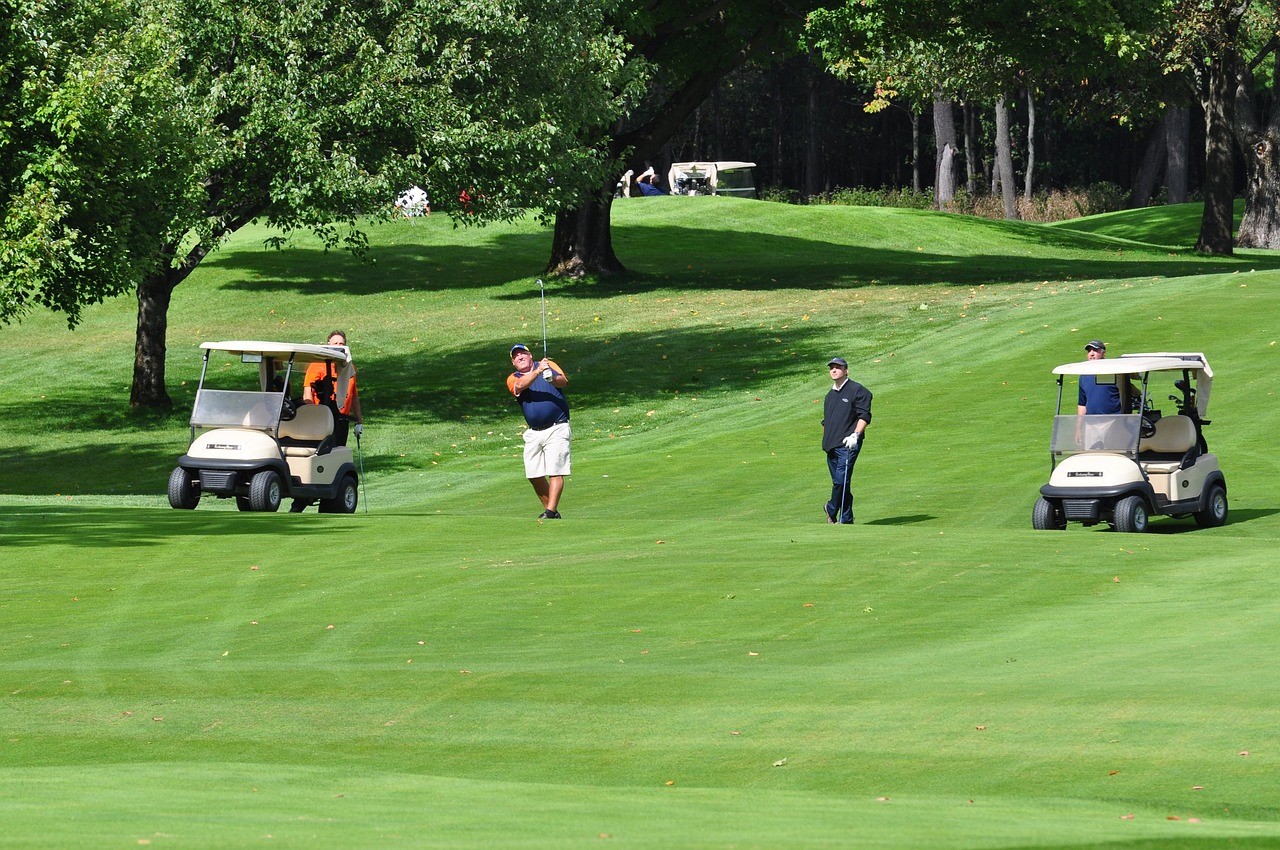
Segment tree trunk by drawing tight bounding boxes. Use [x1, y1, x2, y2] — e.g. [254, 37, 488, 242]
[1233, 44, 1280, 247]
[933, 96, 958, 208]
[962, 101, 978, 195]
[994, 97, 1020, 220]
[546, 185, 625, 277]
[131, 272, 179, 408]
[1196, 55, 1237, 254]
[1023, 85, 1036, 201]
[1166, 105, 1190, 204]
[1132, 113, 1169, 208]
[804, 70, 821, 200]
[910, 107, 922, 193]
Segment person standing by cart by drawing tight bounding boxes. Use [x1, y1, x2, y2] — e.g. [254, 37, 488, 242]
[507, 343, 571, 519]
[821, 357, 872, 525]
[303, 330, 362, 446]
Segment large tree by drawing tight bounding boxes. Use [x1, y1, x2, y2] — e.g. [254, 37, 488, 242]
[2, 0, 626, 406]
[544, 0, 832, 277]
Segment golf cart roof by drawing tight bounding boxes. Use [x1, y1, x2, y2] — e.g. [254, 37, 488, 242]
[1051, 352, 1210, 377]
[1054, 352, 1212, 416]
[199, 340, 352, 366]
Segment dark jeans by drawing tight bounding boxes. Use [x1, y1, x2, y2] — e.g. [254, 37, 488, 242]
[825, 444, 862, 524]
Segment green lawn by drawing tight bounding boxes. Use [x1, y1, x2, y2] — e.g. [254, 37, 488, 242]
[2, 198, 1279, 848]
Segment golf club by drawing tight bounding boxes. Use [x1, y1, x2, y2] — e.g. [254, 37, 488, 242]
[356, 428, 367, 513]
[538, 278, 548, 358]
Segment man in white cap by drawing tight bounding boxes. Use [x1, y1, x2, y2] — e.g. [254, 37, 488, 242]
[821, 357, 873, 524]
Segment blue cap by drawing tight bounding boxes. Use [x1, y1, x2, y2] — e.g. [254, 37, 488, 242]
[828, 357, 848, 368]
[510, 344, 531, 356]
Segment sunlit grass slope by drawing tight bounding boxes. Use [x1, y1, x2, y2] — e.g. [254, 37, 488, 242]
[2, 198, 1280, 848]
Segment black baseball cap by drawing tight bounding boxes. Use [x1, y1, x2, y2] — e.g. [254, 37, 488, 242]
[510, 344, 531, 356]
[828, 357, 848, 368]
[1084, 340, 1106, 352]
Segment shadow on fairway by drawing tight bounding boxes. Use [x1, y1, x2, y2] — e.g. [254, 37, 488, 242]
[356, 322, 830, 422]
[864, 514, 936, 526]
[200, 210, 1280, 301]
[0, 506, 322, 548]
[1220, 508, 1280, 525]
[0, 441, 181, 497]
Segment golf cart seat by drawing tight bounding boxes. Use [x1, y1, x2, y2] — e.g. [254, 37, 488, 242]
[277, 403, 334, 456]
[1138, 414, 1196, 473]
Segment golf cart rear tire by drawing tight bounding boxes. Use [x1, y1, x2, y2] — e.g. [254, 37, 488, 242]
[235, 496, 253, 512]
[167, 467, 200, 510]
[1032, 497, 1066, 530]
[1113, 495, 1149, 534]
[1194, 484, 1228, 528]
[319, 474, 359, 514]
[248, 470, 282, 512]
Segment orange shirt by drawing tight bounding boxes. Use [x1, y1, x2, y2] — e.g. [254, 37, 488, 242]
[304, 361, 358, 416]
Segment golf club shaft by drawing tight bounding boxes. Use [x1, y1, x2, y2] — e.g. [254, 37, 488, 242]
[356, 431, 367, 513]
[538, 279, 547, 358]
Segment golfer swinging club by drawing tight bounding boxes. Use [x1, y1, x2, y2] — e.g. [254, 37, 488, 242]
[821, 356, 872, 524]
[507, 343, 571, 519]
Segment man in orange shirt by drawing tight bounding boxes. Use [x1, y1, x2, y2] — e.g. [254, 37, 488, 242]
[303, 330, 362, 447]
[506, 343, 570, 519]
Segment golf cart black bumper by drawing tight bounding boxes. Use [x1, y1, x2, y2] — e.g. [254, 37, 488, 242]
[1040, 482, 1155, 523]
[177, 456, 290, 496]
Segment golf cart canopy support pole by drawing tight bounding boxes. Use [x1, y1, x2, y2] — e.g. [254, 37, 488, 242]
[1052, 376, 1064, 473]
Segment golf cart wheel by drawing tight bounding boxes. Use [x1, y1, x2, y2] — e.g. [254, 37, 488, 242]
[319, 474, 359, 514]
[235, 496, 253, 512]
[248, 470, 282, 512]
[167, 467, 200, 510]
[1194, 484, 1228, 528]
[1113, 495, 1149, 534]
[1032, 497, 1066, 530]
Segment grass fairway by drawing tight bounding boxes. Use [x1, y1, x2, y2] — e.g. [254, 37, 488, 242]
[3, 199, 1280, 848]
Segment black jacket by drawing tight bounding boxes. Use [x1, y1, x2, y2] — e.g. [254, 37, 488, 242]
[822, 379, 873, 451]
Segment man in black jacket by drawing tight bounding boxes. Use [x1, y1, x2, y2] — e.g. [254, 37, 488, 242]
[821, 357, 873, 524]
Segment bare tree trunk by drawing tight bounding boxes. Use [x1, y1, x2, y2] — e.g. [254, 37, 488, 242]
[1132, 113, 1169, 208]
[933, 96, 958, 207]
[994, 97, 1020, 220]
[547, 184, 625, 276]
[1234, 47, 1280, 248]
[1196, 54, 1237, 253]
[131, 274, 178, 408]
[804, 70, 821, 200]
[1166, 105, 1190, 204]
[962, 101, 977, 194]
[1023, 84, 1036, 201]
[910, 107, 922, 193]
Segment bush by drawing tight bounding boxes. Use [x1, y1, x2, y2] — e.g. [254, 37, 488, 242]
[812, 187, 935, 209]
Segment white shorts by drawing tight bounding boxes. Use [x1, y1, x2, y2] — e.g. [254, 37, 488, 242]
[523, 422, 571, 478]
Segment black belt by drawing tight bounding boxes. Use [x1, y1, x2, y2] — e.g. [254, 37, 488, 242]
[530, 420, 568, 432]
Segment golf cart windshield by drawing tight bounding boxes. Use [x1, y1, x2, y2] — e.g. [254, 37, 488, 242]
[1050, 414, 1141, 455]
[191, 390, 286, 430]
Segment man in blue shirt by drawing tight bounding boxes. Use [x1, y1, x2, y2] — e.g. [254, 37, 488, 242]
[1077, 339, 1122, 414]
[507, 344, 571, 519]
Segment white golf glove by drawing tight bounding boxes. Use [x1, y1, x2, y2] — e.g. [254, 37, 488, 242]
[842, 433, 859, 449]
[354, 423, 363, 437]
[541, 367, 555, 381]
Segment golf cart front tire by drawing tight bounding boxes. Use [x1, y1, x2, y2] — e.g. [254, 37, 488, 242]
[1032, 497, 1066, 530]
[249, 470, 283, 512]
[1113, 495, 1149, 533]
[319, 474, 359, 514]
[167, 467, 200, 510]
[1194, 483, 1228, 528]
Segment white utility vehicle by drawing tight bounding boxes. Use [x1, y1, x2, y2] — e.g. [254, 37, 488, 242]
[1034, 352, 1227, 533]
[167, 341, 359, 513]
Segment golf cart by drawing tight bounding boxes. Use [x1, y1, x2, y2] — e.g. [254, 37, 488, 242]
[666, 161, 758, 198]
[167, 341, 360, 513]
[1033, 352, 1227, 533]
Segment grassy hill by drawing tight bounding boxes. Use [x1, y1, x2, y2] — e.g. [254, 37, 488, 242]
[2, 199, 1280, 848]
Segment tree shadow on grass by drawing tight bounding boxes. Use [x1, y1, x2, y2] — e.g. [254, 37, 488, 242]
[199, 215, 1280, 301]
[864, 514, 936, 526]
[0, 505, 327, 548]
[356, 322, 831, 423]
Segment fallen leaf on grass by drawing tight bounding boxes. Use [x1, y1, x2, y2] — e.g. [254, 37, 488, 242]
[1240, 751, 1251, 756]
[1120, 813, 1134, 820]
[459, 669, 472, 675]
[976, 726, 987, 731]
[772, 758, 787, 767]
[664, 780, 675, 786]
[748, 652, 759, 657]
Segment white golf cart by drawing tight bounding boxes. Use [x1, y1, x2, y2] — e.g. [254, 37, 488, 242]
[1033, 352, 1227, 533]
[666, 161, 758, 198]
[167, 341, 360, 513]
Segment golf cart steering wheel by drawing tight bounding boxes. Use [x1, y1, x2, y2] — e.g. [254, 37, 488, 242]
[280, 395, 298, 421]
[1139, 412, 1157, 439]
